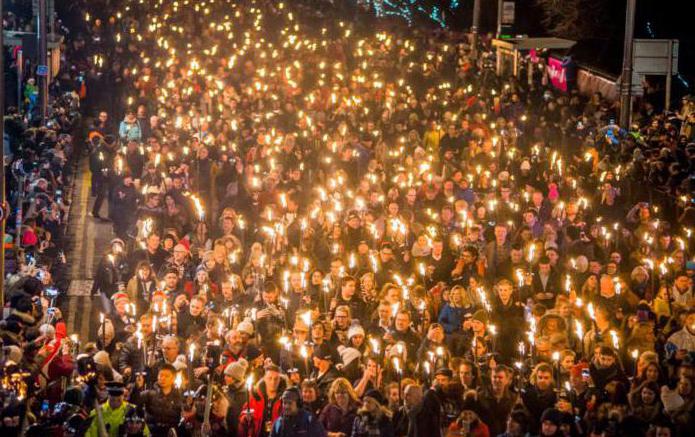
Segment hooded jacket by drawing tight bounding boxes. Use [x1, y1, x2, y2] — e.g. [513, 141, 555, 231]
[270, 409, 326, 437]
[238, 379, 286, 437]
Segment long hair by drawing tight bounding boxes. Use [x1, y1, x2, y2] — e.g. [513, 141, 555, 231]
[358, 395, 393, 419]
[327, 377, 360, 406]
[378, 282, 398, 301]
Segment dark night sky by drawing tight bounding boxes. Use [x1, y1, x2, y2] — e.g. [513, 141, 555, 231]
[439, 0, 693, 93]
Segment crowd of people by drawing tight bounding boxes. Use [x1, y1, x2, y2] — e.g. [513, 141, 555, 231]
[2, 0, 83, 358]
[3, 0, 695, 436]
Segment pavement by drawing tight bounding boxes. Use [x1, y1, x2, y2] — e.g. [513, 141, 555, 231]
[60, 158, 114, 342]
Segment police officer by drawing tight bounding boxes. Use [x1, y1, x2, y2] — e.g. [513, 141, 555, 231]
[90, 135, 116, 219]
[86, 381, 149, 437]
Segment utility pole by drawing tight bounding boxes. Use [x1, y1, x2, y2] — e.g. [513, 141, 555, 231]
[38, 0, 49, 123]
[1, 0, 6, 308]
[471, 0, 481, 58]
[619, 0, 637, 128]
[16, 50, 22, 111]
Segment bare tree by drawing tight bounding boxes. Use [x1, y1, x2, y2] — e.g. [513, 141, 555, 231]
[535, 0, 612, 40]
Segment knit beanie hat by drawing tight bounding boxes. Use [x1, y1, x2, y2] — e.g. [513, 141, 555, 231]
[225, 358, 249, 381]
[338, 346, 361, 367]
[237, 319, 255, 336]
[364, 388, 387, 406]
[347, 323, 365, 340]
[5, 345, 23, 363]
[661, 386, 685, 412]
[93, 350, 112, 368]
[472, 309, 488, 325]
[541, 408, 562, 426]
[173, 356, 188, 371]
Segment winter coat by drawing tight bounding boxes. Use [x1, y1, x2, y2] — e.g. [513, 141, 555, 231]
[438, 304, 467, 334]
[520, 385, 556, 434]
[238, 380, 285, 437]
[420, 387, 446, 436]
[445, 418, 489, 437]
[226, 383, 247, 436]
[119, 119, 142, 142]
[270, 409, 326, 437]
[351, 410, 394, 437]
[319, 403, 358, 436]
[489, 297, 525, 364]
[313, 366, 343, 399]
[130, 386, 183, 434]
[473, 388, 518, 437]
[118, 333, 152, 374]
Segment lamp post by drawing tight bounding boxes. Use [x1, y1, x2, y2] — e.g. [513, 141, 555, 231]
[37, 0, 49, 122]
[619, 0, 637, 128]
[471, 0, 481, 58]
[0, 0, 6, 310]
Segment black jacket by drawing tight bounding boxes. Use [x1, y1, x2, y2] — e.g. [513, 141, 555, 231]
[419, 387, 445, 436]
[177, 310, 207, 338]
[490, 297, 525, 364]
[474, 388, 519, 437]
[118, 333, 153, 374]
[520, 385, 557, 434]
[132, 386, 184, 433]
[225, 382, 248, 436]
[312, 366, 342, 399]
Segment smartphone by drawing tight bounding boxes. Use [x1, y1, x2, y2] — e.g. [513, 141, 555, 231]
[581, 368, 590, 381]
[41, 400, 50, 417]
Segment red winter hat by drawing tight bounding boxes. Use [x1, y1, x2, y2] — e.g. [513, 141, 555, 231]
[570, 362, 589, 378]
[111, 292, 130, 303]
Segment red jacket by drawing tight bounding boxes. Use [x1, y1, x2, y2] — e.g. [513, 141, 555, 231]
[216, 348, 246, 374]
[40, 321, 68, 380]
[238, 380, 284, 437]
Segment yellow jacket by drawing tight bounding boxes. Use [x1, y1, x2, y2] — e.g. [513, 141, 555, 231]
[86, 401, 150, 437]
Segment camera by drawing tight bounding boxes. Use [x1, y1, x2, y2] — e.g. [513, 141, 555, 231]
[45, 287, 59, 298]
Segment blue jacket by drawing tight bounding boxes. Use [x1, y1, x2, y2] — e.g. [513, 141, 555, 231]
[119, 120, 142, 142]
[438, 304, 468, 334]
[270, 409, 326, 437]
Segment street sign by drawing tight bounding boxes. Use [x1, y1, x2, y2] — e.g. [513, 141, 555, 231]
[502, 2, 515, 25]
[633, 39, 678, 74]
[630, 39, 679, 107]
[37, 64, 49, 76]
[32, 0, 55, 18]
